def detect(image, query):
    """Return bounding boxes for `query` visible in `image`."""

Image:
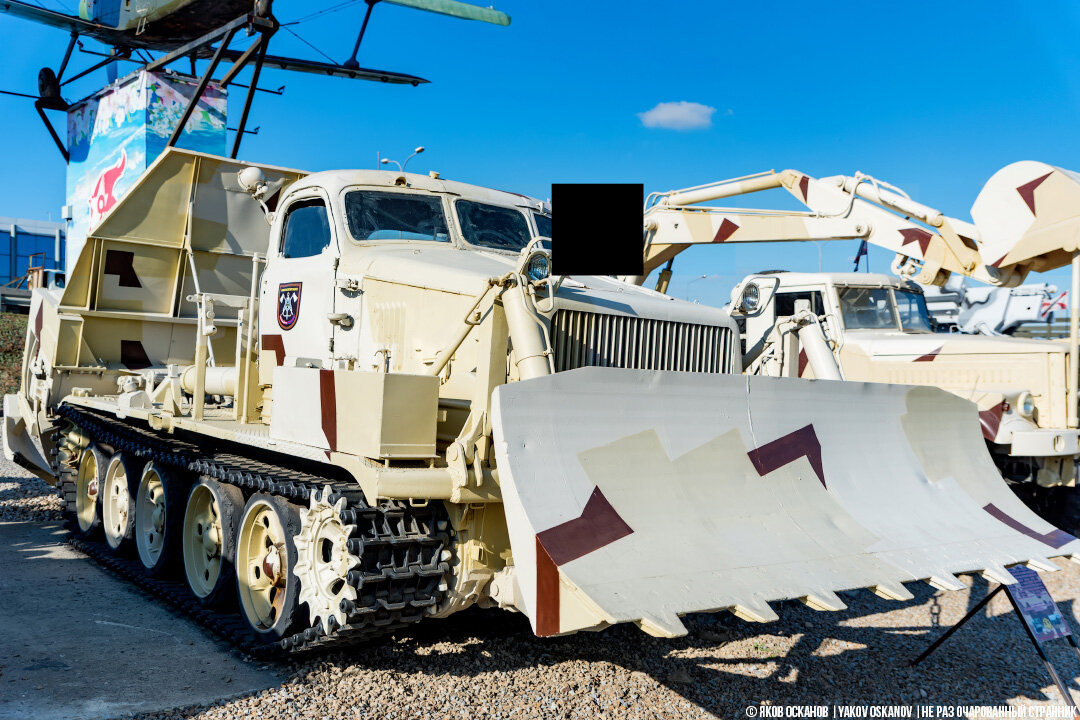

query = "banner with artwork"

[66,70,227,273]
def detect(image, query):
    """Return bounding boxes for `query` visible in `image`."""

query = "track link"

[55,404,451,655]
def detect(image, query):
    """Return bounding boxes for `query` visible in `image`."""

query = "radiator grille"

[550,309,733,374]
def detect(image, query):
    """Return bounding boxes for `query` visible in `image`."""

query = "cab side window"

[775,291,825,316]
[281,200,332,258]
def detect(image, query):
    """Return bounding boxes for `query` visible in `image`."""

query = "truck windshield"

[533,212,552,238]
[837,287,898,330]
[345,191,450,242]
[455,201,533,251]
[894,289,935,333]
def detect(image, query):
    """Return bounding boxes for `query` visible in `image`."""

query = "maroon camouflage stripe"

[103,249,142,288]
[914,346,942,362]
[120,340,151,370]
[899,228,934,256]
[536,487,634,566]
[319,370,337,452]
[979,402,1005,441]
[712,218,739,243]
[984,503,1075,549]
[261,334,285,366]
[1016,172,1053,216]
[535,537,561,637]
[747,424,826,488]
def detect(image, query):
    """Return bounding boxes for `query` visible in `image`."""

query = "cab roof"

[763,271,917,291]
[290,169,550,214]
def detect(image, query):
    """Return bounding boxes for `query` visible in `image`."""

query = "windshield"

[837,286,898,330]
[345,190,450,242]
[894,289,934,333]
[533,212,552,238]
[455,200,533,251]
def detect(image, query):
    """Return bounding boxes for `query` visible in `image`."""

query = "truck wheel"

[236,493,305,642]
[69,445,106,537]
[101,453,138,552]
[134,463,187,576]
[183,478,243,607]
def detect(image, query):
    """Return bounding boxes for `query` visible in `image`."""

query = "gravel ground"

[0,455,62,522]
[4,464,1080,719]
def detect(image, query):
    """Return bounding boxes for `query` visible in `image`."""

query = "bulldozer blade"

[491,368,1080,638]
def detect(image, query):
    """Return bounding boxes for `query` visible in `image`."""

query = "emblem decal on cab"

[278,282,302,330]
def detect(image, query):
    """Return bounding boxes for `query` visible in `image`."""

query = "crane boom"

[642,162,1080,288]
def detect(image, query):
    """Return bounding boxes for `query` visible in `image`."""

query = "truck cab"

[732,271,1080,485]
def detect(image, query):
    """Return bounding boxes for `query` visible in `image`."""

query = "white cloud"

[638,101,717,131]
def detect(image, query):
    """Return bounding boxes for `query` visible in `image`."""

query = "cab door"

[260,191,339,368]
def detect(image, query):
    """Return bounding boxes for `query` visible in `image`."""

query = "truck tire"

[235,493,306,643]
[101,453,139,553]
[134,462,188,577]
[183,478,244,608]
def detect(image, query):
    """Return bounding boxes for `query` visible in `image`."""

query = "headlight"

[1017,391,1035,418]
[740,283,760,313]
[527,252,550,282]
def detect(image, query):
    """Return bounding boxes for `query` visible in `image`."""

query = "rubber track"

[55,404,450,656]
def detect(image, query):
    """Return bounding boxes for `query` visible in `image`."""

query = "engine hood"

[842,330,1066,358]
[350,244,731,327]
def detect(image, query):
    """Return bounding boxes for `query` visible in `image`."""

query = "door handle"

[327,313,354,329]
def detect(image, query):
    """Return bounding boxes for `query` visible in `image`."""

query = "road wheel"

[183,478,244,607]
[236,493,306,642]
[134,463,187,576]
[69,445,106,537]
[101,453,138,552]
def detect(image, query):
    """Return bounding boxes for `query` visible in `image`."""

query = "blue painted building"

[0,217,65,286]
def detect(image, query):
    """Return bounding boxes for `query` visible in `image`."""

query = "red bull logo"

[88,150,127,227]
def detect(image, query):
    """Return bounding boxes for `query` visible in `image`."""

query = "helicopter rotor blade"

[381,0,510,26]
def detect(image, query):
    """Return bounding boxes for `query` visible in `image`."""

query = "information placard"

[1006,565,1071,644]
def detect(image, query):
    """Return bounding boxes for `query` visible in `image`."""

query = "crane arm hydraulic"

[641,162,1080,288]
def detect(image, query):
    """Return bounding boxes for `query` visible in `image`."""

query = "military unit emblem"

[278,282,302,330]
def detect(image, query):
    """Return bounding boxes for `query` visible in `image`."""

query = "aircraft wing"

[220,50,430,85]
[0,0,129,44]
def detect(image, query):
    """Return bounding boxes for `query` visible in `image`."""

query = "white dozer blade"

[492,368,1079,638]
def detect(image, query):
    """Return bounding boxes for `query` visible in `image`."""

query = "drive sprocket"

[293,485,359,634]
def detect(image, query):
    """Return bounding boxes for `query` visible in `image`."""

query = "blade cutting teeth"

[980,564,1016,586]
[927,574,967,592]
[871,581,914,601]
[1025,557,1063,572]
[800,591,847,612]
[636,611,687,638]
[731,600,779,623]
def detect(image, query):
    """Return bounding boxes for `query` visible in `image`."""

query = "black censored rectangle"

[550,183,644,276]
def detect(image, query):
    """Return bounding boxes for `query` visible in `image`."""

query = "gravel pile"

[0,455,62,522]
[140,567,1080,720]
[4,466,1079,718]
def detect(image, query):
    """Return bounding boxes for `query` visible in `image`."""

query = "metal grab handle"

[327,312,354,329]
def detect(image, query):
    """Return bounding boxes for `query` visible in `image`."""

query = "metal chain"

[929,593,942,628]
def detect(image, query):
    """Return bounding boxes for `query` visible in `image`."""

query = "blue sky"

[1,1,1079,308]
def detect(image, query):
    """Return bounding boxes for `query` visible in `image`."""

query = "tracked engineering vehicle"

[6,148,1080,652]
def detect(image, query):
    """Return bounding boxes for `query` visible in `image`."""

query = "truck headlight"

[740,283,760,313]
[1017,391,1035,418]
[527,252,550,282]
